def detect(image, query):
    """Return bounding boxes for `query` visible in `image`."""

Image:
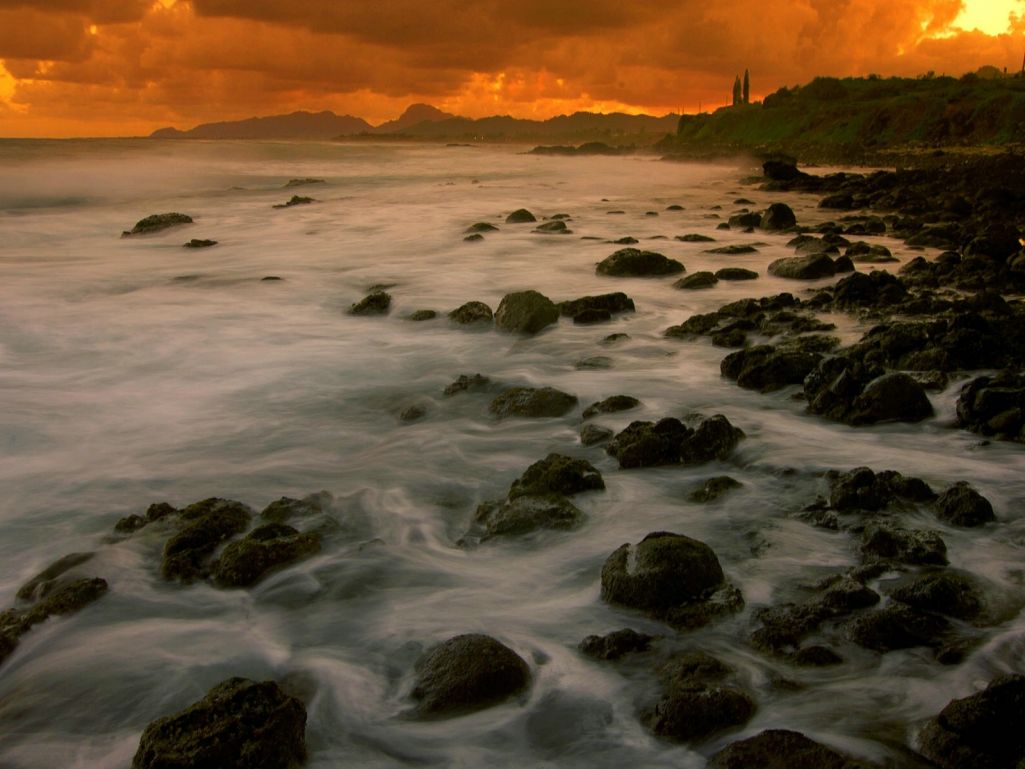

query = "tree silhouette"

[732,75,742,106]
[743,69,750,104]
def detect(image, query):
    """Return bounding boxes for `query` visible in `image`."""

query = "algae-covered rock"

[448,301,494,325]
[472,494,584,540]
[132,677,307,769]
[508,453,604,498]
[411,634,530,718]
[161,498,252,582]
[935,482,996,527]
[495,290,559,334]
[489,387,577,419]
[213,523,320,588]
[349,290,391,316]
[596,248,684,277]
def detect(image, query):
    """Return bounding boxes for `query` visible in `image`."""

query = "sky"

[0,0,1023,137]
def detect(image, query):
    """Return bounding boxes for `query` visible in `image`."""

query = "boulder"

[763,159,802,181]
[464,233,484,242]
[161,498,252,582]
[860,523,947,566]
[956,373,1025,442]
[349,290,391,316]
[506,208,537,223]
[607,415,744,469]
[596,248,684,277]
[674,272,718,290]
[489,387,577,419]
[495,290,559,334]
[843,603,950,652]
[768,254,837,280]
[721,345,822,392]
[676,233,715,242]
[578,628,654,661]
[213,523,320,588]
[534,220,570,234]
[448,301,494,325]
[831,271,907,309]
[728,211,762,229]
[557,292,635,319]
[820,193,855,210]
[761,203,797,231]
[260,492,331,523]
[709,729,872,769]
[444,373,490,396]
[679,415,745,464]
[131,677,307,769]
[122,212,193,237]
[706,244,758,255]
[472,494,583,540]
[888,571,984,621]
[918,675,1025,769]
[508,453,604,498]
[828,467,935,512]
[935,482,996,527]
[646,682,755,742]
[688,476,742,503]
[600,532,737,630]
[408,310,437,321]
[580,424,614,446]
[184,239,217,249]
[411,634,530,718]
[582,395,640,419]
[466,222,499,233]
[16,552,95,602]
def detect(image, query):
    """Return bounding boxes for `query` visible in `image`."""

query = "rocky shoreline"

[5,153,1025,768]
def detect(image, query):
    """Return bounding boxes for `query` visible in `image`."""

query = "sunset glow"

[0,0,1023,137]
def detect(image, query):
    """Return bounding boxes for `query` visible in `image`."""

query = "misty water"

[1,140,1023,768]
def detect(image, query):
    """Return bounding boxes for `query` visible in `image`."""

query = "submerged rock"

[596,248,684,277]
[674,271,718,290]
[407,309,437,321]
[956,372,1025,442]
[508,453,604,498]
[443,373,491,396]
[688,476,742,503]
[348,290,391,316]
[582,395,640,419]
[183,239,217,248]
[534,220,571,234]
[709,728,872,769]
[715,267,758,281]
[132,677,307,769]
[918,675,1025,769]
[768,254,837,280]
[411,634,530,718]
[472,494,584,540]
[495,290,559,334]
[466,222,499,233]
[16,552,95,602]
[260,492,330,523]
[828,467,935,512]
[506,208,537,223]
[121,212,193,237]
[489,387,577,419]
[805,358,934,426]
[448,301,494,325]
[557,292,635,319]
[273,195,314,208]
[888,571,985,621]
[578,628,654,661]
[580,424,614,446]
[860,523,947,566]
[706,244,758,255]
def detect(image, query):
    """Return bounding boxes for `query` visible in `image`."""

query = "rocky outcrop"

[132,677,307,769]
[606,414,744,469]
[804,358,934,426]
[411,634,530,718]
[935,482,996,527]
[489,387,577,419]
[508,453,604,498]
[448,301,494,325]
[557,292,635,323]
[212,523,320,587]
[122,213,193,237]
[160,498,252,582]
[721,345,822,392]
[956,372,1025,442]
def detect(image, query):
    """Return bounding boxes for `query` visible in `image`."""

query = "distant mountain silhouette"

[373,103,456,133]
[150,106,679,143]
[150,110,372,139]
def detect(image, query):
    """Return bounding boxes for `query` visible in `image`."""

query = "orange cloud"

[0,0,1022,137]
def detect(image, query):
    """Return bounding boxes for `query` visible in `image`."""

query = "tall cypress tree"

[743,69,750,104]
[732,75,742,106]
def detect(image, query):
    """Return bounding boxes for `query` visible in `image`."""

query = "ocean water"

[0,139,1023,768]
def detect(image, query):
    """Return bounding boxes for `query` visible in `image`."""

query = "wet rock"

[131,677,307,769]
[161,498,252,582]
[768,254,837,280]
[848,243,896,263]
[466,222,499,233]
[471,494,584,540]
[676,233,715,242]
[831,271,907,309]
[792,645,844,666]
[489,387,577,419]
[706,244,758,255]
[572,308,611,323]
[918,674,1025,769]
[284,178,325,188]
[596,248,684,277]
[709,728,872,769]
[506,208,537,223]
[820,193,855,210]
[715,267,758,281]
[721,345,822,392]
[613,236,638,244]
[261,493,330,523]
[861,523,947,566]
[16,552,95,602]
[935,482,996,527]
[495,290,559,334]
[411,634,530,718]
[213,523,320,588]
[844,603,950,652]
[805,360,934,426]
[273,195,314,208]
[761,203,797,231]
[20,577,108,628]
[582,394,640,419]
[607,415,744,469]
[534,220,571,234]
[557,292,635,320]
[956,373,1025,442]
[578,628,654,661]
[688,476,742,503]
[348,290,391,316]
[400,403,428,422]
[828,467,935,512]
[122,212,193,237]
[601,532,739,629]
[183,239,217,248]
[448,301,494,325]
[508,453,605,498]
[407,309,437,321]
[444,373,490,396]
[580,424,614,446]
[888,571,984,621]
[464,233,484,242]
[674,271,718,290]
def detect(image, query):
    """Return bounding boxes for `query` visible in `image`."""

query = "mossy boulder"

[132,677,307,769]
[709,729,872,769]
[935,482,996,527]
[349,290,391,316]
[761,202,797,231]
[448,301,494,325]
[495,290,559,334]
[506,208,537,223]
[161,498,252,582]
[578,628,654,661]
[213,523,321,588]
[16,552,95,601]
[596,248,684,277]
[674,271,718,290]
[472,494,584,540]
[768,254,837,279]
[411,634,530,718]
[489,387,577,419]
[582,395,640,419]
[508,453,604,498]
